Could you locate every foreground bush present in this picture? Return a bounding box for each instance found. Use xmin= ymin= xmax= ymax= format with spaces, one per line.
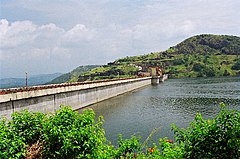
xmin=0 ymin=106 xmax=111 ymax=159
xmin=0 ymin=110 xmax=44 ymax=159
xmin=42 ymin=106 xmax=108 ymax=159
xmin=0 ymin=104 xmax=239 ymax=158
xmin=172 ymin=103 xmax=240 ymax=159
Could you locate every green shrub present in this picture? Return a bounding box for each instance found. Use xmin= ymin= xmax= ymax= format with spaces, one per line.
xmin=172 ymin=103 xmax=240 ymax=159
xmin=192 ymin=63 xmax=205 ymax=72
xmin=0 ymin=110 xmax=45 ymax=159
xmin=232 ymin=59 xmax=240 ymax=70
xmin=158 ymin=138 xmax=184 ymax=159
xmin=0 ymin=120 xmax=26 ymax=159
xmin=42 ymin=106 xmax=107 ymax=159
xmin=0 ymin=104 xmax=239 ymax=158
xmin=114 ymin=135 xmax=141 ymax=158
xmin=10 ymin=110 xmax=45 ymax=145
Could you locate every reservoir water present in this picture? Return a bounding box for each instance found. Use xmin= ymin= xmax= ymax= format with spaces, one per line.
xmin=81 ymin=77 xmax=240 ymax=145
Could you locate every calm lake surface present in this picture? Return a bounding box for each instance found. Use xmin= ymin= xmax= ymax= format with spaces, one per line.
xmin=81 ymin=77 xmax=240 ymax=145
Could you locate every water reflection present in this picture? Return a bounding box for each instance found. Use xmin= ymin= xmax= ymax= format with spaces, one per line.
xmin=81 ymin=77 xmax=240 ymax=145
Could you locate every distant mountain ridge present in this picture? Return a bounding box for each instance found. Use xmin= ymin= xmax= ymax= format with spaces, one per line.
xmin=48 ymin=65 xmax=100 ymax=84
xmin=0 ymin=73 xmax=62 ymax=89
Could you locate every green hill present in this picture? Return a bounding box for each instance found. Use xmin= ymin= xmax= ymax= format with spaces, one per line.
xmin=48 ymin=65 xmax=100 ymax=84
xmin=162 ymin=34 xmax=240 ymax=77
xmin=54 ymin=34 xmax=240 ymax=83
xmin=171 ymin=34 xmax=240 ymax=55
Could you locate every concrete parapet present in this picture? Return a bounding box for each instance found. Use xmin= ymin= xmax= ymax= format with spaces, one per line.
xmin=0 ymin=77 xmax=151 ymax=118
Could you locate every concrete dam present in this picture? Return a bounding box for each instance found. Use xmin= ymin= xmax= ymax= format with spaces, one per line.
xmin=0 ymin=76 xmax=169 ymax=118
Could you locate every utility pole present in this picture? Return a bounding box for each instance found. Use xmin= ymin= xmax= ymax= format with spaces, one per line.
xmin=25 ymin=72 xmax=28 ymax=88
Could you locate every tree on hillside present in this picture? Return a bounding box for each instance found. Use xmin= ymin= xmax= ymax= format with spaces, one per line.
xmin=232 ymin=59 xmax=240 ymax=70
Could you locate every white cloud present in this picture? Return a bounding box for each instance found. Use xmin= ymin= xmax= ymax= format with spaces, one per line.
xmin=63 ymin=24 xmax=95 ymax=45
xmin=0 ymin=0 xmax=239 ymax=78
xmin=0 ymin=20 xmax=91 ymax=78
xmin=0 ymin=20 xmax=36 ymax=48
xmin=0 ymin=19 xmax=9 ymax=36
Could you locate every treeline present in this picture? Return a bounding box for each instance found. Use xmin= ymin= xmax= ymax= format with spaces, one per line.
xmin=173 ymin=34 xmax=240 ymax=55
xmin=0 ymin=104 xmax=239 ymax=158
xmin=166 ymin=54 xmax=240 ymax=78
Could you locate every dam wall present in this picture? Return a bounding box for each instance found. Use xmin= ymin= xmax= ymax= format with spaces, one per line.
xmin=0 ymin=77 xmax=152 ymax=118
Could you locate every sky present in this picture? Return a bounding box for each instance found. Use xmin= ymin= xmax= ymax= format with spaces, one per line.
xmin=0 ymin=0 xmax=240 ymax=78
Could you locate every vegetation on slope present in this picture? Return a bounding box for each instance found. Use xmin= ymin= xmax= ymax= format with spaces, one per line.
xmin=163 ymin=34 xmax=240 ymax=77
xmin=0 ymin=104 xmax=239 ymax=158
xmin=45 ymin=34 xmax=239 ymax=83
xmin=78 ymin=65 xmax=139 ymax=81
xmin=165 ymin=54 xmax=239 ymax=78
xmin=172 ymin=34 xmax=240 ymax=55
xmin=48 ymin=65 xmax=100 ymax=84
xmin=75 ymin=34 xmax=239 ymax=81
